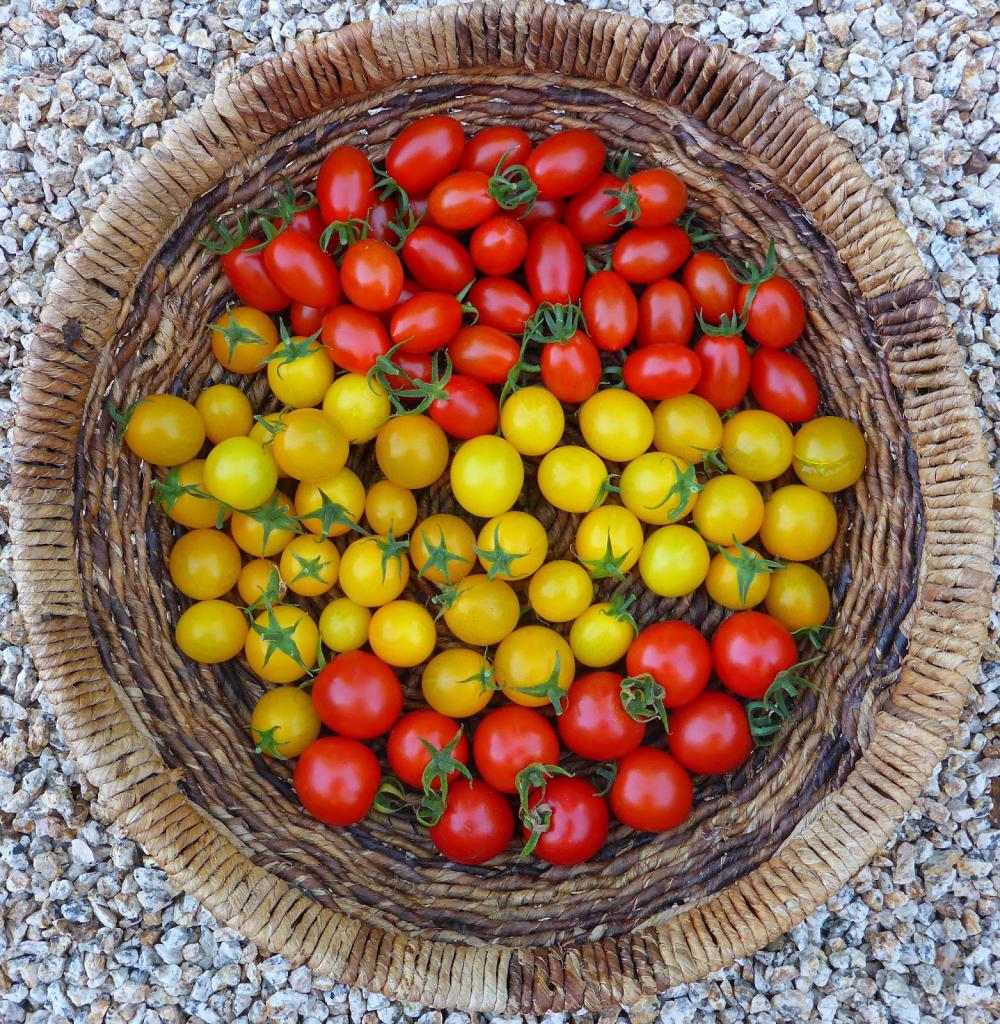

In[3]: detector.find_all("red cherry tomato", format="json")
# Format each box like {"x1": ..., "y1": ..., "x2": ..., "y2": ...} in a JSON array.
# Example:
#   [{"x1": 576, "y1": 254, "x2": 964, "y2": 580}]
[
  {"x1": 563, "y1": 172, "x2": 622, "y2": 245},
  {"x1": 625, "y1": 621, "x2": 711, "y2": 709},
  {"x1": 682, "y1": 252, "x2": 739, "y2": 324},
  {"x1": 557, "y1": 672, "x2": 645, "y2": 761},
  {"x1": 311, "y1": 651, "x2": 403, "y2": 739},
  {"x1": 582, "y1": 270, "x2": 638, "y2": 352},
  {"x1": 220, "y1": 238, "x2": 289, "y2": 312},
  {"x1": 386, "y1": 710, "x2": 469, "y2": 790},
  {"x1": 749, "y1": 348, "x2": 820, "y2": 422},
  {"x1": 524, "y1": 222, "x2": 585, "y2": 304},
  {"x1": 623, "y1": 344, "x2": 701, "y2": 400},
  {"x1": 448, "y1": 325, "x2": 520, "y2": 384},
  {"x1": 428, "y1": 171, "x2": 499, "y2": 232},
  {"x1": 540, "y1": 330, "x2": 602, "y2": 404},
  {"x1": 636, "y1": 279, "x2": 695, "y2": 347},
  {"x1": 711, "y1": 611, "x2": 799, "y2": 700},
  {"x1": 612, "y1": 226, "x2": 691, "y2": 285},
  {"x1": 279, "y1": 206, "x2": 325, "y2": 245},
  {"x1": 263, "y1": 230, "x2": 340, "y2": 307},
  {"x1": 610, "y1": 747, "x2": 692, "y2": 832},
  {"x1": 294, "y1": 737, "x2": 380, "y2": 826},
  {"x1": 428, "y1": 374, "x2": 499, "y2": 440},
  {"x1": 321, "y1": 305, "x2": 391, "y2": 374},
  {"x1": 368, "y1": 196, "x2": 400, "y2": 246},
  {"x1": 516, "y1": 196, "x2": 565, "y2": 232},
  {"x1": 668, "y1": 691, "x2": 753, "y2": 775},
  {"x1": 386, "y1": 114, "x2": 465, "y2": 195},
  {"x1": 316, "y1": 145, "x2": 375, "y2": 224},
  {"x1": 467, "y1": 278, "x2": 537, "y2": 334},
  {"x1": 379, "y1": 276, "x2": 423, "y2": 326},
  {"x1": 389, "y1": 292, "x2": 463, "y2": 354},
  {"x1": 290, "y1": 302, "x2": 329, "y2": 337},
  {"x1": 401, "y1": 226, "x2": 475, "y2": 293},
  {"x1": 382, "y1": 350, "x2": 433, "y2": 391},
  {"x1": 339, "y1": 239, "x2": 404, "y2": 312},
  {"x1": 738, "y1": 276, "x2": 805, "y2": 349},
  {"x1": 470, "y1": 215, "x2": 529, "y2": 276},
  {"x1": 429, "y1": 778, "x2": 515, "y2": 865},
  {"x1": 460, "y1": 126, "x2": 532, "y2": 175},
  {"x1": 525, "y1": 128, "x2": 605, "y2": 199},
  {"x1": 693, "y1": 333, "x2": 751, "y2": 411},
  {"x1": 620, "y1": 168, "x2": 687, "y2": 227},
  {"x1": 525, "y1": 777, "x2": 609, "y2": 866},
  {"x1": 473, "y1": 705, "x2": 560, "y2": 794}
]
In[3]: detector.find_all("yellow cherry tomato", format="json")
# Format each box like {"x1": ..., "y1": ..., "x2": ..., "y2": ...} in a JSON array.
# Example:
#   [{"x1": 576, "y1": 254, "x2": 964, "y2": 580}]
[
  {"x1": 721, "y1": 410, "x2": 794, "y2": 482},
  {"x1": 250, "y1": 686, "x2": 321, "y2": 759},
  {"x1": 579, "y1": 389, "x2": 654, "y2": 463},
  {"x1": 652, "y1": 394, "x2": 724, "y2": 464},
  {"x1": 123, "y1": 394, "x2": 205, "y2": 467},
  {"x1": 195, "y1": 384, "x2": 253, "y2": 444},
  {"x1": 237, "y1": 558, "x2": 285, "y2": 607},
  {"x1": 500, "y1": 386, "x2": 565, "y2": 456},
  {"x1": 322, "y1": 373, "x2": 391, "y2": 443},
  {"x1": 157, "y1": 460, "x2": 229, "y2": 530},
  {"x1": 267, "y1": 335, "x2": 335, "y2": 408},
  {"x1": 364, "y1": 480, "x2": 417, "y2": 536},
  {"x1": 450, "y1": 435, "x2": 523, "y2": 518},
  {"x1": 210, "y1": 306, "x2": 278, "y2": 375},
  {"x1": 422, "y1": 648, "x2": 495, "y2": 718},
  {"x1": 175, "y1": 599, "x2": 248, "y2": 664},
  {"x1": 476, "y1": 511, "x2": 548, "y2": 581},
  {"x1": 338, "y1": 535, "x2": 410, "y2": 607},
  {"x1": 279, "y1": 535, "x2": 340, "y2": 597},
  {"x1": 527, "y1": 560, "x2": 594, "y2": 623},
  {"x1": 440, "y1": 574, "x2": 520, "y2": 646},
  {"x1": 759, "y1": 485, "x2": 838, "y2": 561},
  {"x1": 295, "y1": 468, "x2": 366, "y2": 538},
  {"x1": 705, "y1": 545, "x2": 777, "y2": 610},
  {"x1": 269, "y1": 408, "x2": 348, "y2": 484},
  {"x1": 639, "y1": 524, "x2": 710, "y2": 597},
  {"x1": 569, "y1": 597, "x2": 637, "y2": 668},
  {"x1": 691, "y1": 474, "x2": 765, "y2": 546},
  {"x1": 575, "y1": 505, "x2": 645, "y2": 579},
  {"x1": 203, "y1": 437, "x2": 278, "y2": 510},
  {"x1": 792, "y1": 416, "x2": 867, "y2": 492},
  {"x1": 168, "y1": 527, "x2": 242, "y2": 600},
  {"x1": 245, "y1": 603, "x2": 319, "y2": 683},
  {"x1": 620, "y1": 452, "x2": 700, "y2": 526},
  {"x1": 368, "y1": 600, "x2": 436, "y2": 668},
  {"x1": 375, "y1": 414, "x2": 449, "y2": 490},
  {"x1": 410, "y1": 514, "x2": 477, "y2": 585},
  {"x1": 537, "y1": 445, "x2": 612, "y2": 514},
  {"x1": 230, "y1": 492, "x2": 298, "y2": 557},
  {"x1": 765, "y1": 562, "x2": 831, "y2": 633},
  {"x1": 494, "y1": 625, "x2": 574, "y2": 709},
  {"x1": 318, "y1": 597, "x2": 371, "y2": 653}
]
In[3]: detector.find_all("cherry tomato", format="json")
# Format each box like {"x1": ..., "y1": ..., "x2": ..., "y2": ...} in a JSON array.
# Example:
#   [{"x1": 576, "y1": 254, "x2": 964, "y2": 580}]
[
  {"x1": 294, "y1": 737, "x2": 380, "y2": 826},
  {"x1": 318, "y1": 597, "x2": 370, "y2": 653},
  {"x1": 263, "y1": 230, "x2": 339, "y2": 307},
  {"x1": 339, "y1": 534, "x2": 410, "y2": 607},
  {"x1": 209, "y1": 306, "x2": 279, "y2": 375},
  {"x1": 279, "y1": 205, "x2": 325, "y2": 245},
  {"x1": 563, "y1": 172, "x2": 622, "y2": 245},
  {"x1": 470, "y1": 215, "x2": 528, "y2": 276},
  {"x1": 538, "y1": 445, "x2": 613, "y2": 514},
  {"x1": 494, "y1": 625, "x2": 574, "y2": 709},
  {"x1": 467, "y1": 277, "x2": 537, "y2": 334},
  {"x1": 460, "y1": 125, "x2": 532, "y2": 175},
  {"x1": 270, "y1": 407, "x2": 348, "y2": 482},
  {"x1": 368, "y1": 195, "x2": 401, "y2": 246},
  {"x1": 668, "y1": 691, "x2": 753, "y2": 775},
  {"x1": 220, "y1": 238, "x2": 289, "y2": 312},
  {"x1": 408, "y1": 193, "x2": 436, "y2": 228},
  {"x1": 764, "y1": 563, "x2": 831, "y2": 633},
  {"x1": 690, "y1": 473, "x2": 765, "y2": 546},
  {"x1": 524, "y1": 222, "x2": 585, "y2": 304},
  {"x1": 389, "y1": 291, "x2": 463, "y2": 354},
  {"x1": 410, "y1": 513, "x2": 477, "y2": 585},
  {"x1": 316, "y1": 145, "x2": 375, "y2": 224},
  {"x1": 540, "y1": 330, "x2": 602, "y2": 404},
  {"x1": 517, "y1": 196, "x2": 565, "y2": 231},
  {"x1": 711, "y1": 611, "x2": 798, "y2": 700},
  {"x1": 578, "y1": 389, "x2": 654, "y2": 463},
  {"x1": 525, "y1": 128, "x2": 605, "y2": 199},
  {"x1": 619, "y1": 451, "x2": 697, "y2": 526},
  {"x1": 582, "y1": 270, "x2": 638, "y2": 352},
  {"x1": 722, "y1": 409, "x2": 794, "y2": 482},
  {"x1": 620, "y1": 168, "x2": 687, "y2": 227},
  {"x1": 323, "y1": 374, "x2": 391, "y2": 443},
  {"x1": 279, "y1": 534, "x2": 340, "y2": 597},
  {"x1": 440, "y1": 574, "x2": 520, "y2": 647},
  {"x1": 387, "y1": 710, "x2": 468, "y2": 789},
  {"x1": 527, "y1": 560, "x2": 594, "y2": 623},
  {"x1": 652, "y1": 394, "x2": 723, "y2": 464},
  {"x1": 311, "y1": 650, "x2": 403, "y2": 739},
  {"x1": 738, "y1": 275, "x2": 805, "y2": 349},
  {"x1": 525, "y1": 777, "x2": 608, "y2": 866},
  {"x1": 636, "y1": 279, "x2": 695, "y2": 347},
  {"x1": 368, "y1": 600, "x2": 436, "y2": 668},
  {"x1": 375, "y1": 414, "x2": 449, "y2": 490},
  {"x1": 429, "y1": 778, "x2": 514, "y2": 865},
  {"x1": 792, "y1": 416, "x2": 867, "y2": 492},
  {"x1": 429, "y1": 171, "x2": 499, "y2": 231},
  {"x1": 124, "y1": 394, "x2": 205, "y2": 467},
  {"x1": 575, "y1": 505, "x2": 645, "y2": 577},
  {"x1": 402, "y1": 226, "x2": 475, "y2": 293},
  {"x1": 168, "y1": 528, "x2": 241, "y2": 600},
  {"x1": 428, "y1": 374, "x2": 499, "y2": 440},
  {"x1": 499, "y1": 386, "x2": 564, "y2": 456},
  {"x1": 749, "y1": 348, "x2": 820, "y2": 423},
  {"x1": 623, "y1": 345, "x2": 701, "y2": 400},
  {"x1": 625, "y1": 620, "x2": 711, "y2": 708},
  {"x1": 693, "y1": 333, "x2": 751, "y2": 411},
  {"x1": 339, "y1": 239, "x2": 403, "y2": 312},
  {"x1": 759, "y1": 485, "x2": 838, "y2": 561},
  {"x1": 473, "y1": 705, "x2": 560, "y2": 793},
  {"x1": 450, "y1": 435, "x2": 523, "y2": 518},
  {"x1": 204, "y1": 437, "x2": 277, "y2": 510},
  {"x1": 610, "y1": 747, "x2": 692, "y2": 832},
  {"x1": 245, "y1": 604, "x2": 318, "y2": 683},
  {"x1": 250, "y1": 686, "x2": 321, "y2": 760},
  {"x1": 476, "y1": 510, "x2": 548, "y2": 580},
  {"x1": 290, "y1": 302, "x2": 328, "y2": 337},
  {"x1": 705, "y1": 545, "x2": 773, "y2": 611},
  {"x1": 682, "y1": 251, "x2": 739, "y2": 324},
  {"x1": 386, "y1": 114, "x2": 465, "y2": 195},
  {"x1": 448, "y1": 325, "x2": 520, "y2": 383},
  {"x1": 558, "y1": 672, "x2": 644, "y2": 761},
  {"x1": 421, "y1": 647, "x2": 494, "y2": 718},
  {"x1": 613, "y1": 226, "x2": 691, "y2": 285},
  {"x1": 159, "y1": 460, "x2": 229, "y2": 530},
  {"x1": 175, "y1": 600, "x2": 247, "y2": 664},
  {"x1": 321, "y1": 305, "x2": 391, "y2": 374},
  {"x1": 639, "y1": 524, "x2": 710, "y2": 598}
]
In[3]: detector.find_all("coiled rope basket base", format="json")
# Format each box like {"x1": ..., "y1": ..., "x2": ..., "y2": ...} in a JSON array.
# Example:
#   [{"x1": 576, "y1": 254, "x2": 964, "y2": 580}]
[{"x1": 12, "y1": 2, "x2": 993, "y2": 1013}]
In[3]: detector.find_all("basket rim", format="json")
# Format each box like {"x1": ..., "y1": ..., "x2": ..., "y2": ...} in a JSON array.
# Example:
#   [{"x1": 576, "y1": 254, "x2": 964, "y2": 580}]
[{"x1": 9, "y1": 1, "x2": 994, "y2": 1013}]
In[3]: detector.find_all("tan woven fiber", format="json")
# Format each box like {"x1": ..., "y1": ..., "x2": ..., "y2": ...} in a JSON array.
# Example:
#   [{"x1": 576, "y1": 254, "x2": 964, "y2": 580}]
[{"x1": 10, "y1": 1, "x2": 994, "y2": 1013}]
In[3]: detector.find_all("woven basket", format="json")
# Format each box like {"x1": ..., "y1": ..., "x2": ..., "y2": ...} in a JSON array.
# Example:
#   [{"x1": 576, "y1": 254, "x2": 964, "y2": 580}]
[{"x1": 11, "y1": 1, "x2": 993, "y2": 1013}]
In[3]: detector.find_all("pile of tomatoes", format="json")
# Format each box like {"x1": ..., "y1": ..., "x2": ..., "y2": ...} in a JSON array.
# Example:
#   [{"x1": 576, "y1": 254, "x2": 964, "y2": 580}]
[{"x1": 112, "y1": 116, "x2": 868, "y2": 866}]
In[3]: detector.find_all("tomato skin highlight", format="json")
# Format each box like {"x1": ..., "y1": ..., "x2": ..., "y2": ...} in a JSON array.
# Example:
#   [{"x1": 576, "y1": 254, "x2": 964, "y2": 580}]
[
  {"x1": 473, "y1": 705, "x2": 560, "y2": 794},
  {"x1": 524, "y1": 222, "x2": 586, "y2": 304},
  {"x1": 624, "y1": 344, "x2": 701, "y2": 400},
  {"x1": 467, "y1": 277, "x2": 537, "y2": 334},
  {"x1": 429, "y1": 778, "x2": 515, "y2": 865},
  {"x1": 625, "y1": 621, "x2": 711, "y2": 708},
  {"x1": 321, "y1": 305, "x2": 391, "y2": 374},
  {"x1": 429, "y1": 374, "x2": 500, "y2": 440},
  {"x1": 402, "y1": 226, "x2": 475, "y2": 293},
  {"x1": 386, "y1": 114, "x2": 465, "y2": 195},
  {"x1": 290, "y1": 302, "x2": 328, "y2": 336},
  {"x1": 448, "y1": 325, "x2": 520, "y2": 384},
  {"x1": 711, "y1": 610, "x2": 799, "y2": 700},
  {"x1": 563, "y1": 172, "x2": 623, "y2": 245},
  {"x1": 525, "y1": 777, "x2": 609, "y2": 866},
  {"x1": 540, "y1": 330, "x2": 602, "y2": 405},
  {"x1": 738, "y1": 276, "x2": 806, "y2": 349},
  {"x1": 558, "y1": 672, "x2": 645, "y2": 761},
  {"x1": 610, "y1": 747, "x2": 693, "y2": 832},
  {"x1": 623, "y1": 168, "x2": 687, "y2": 227},
  {"x1": 390, "y1": 292, "x2": 463, "y2": 354},
  {"x1": 339, "y1": 239, "x2": 404, "y2": 312},
  {"x1": 613, "y1": 226, "x2": 691, "y2": 285},
  {"x1": 429, "y1": 171, "x2": 499, "y2": 231},
  {"x1": 750, "y1": 348, "x2": 820, "y2": 423},
  {"x1": 311, "y1": 650, "x2": 403, "y2": 739},
  {"x1": 221, "y1": 238, "x2": 289, "y2": 311},
  {"x1": 387, "y1": 710, "x2": 469, "y2": 790},
  {"x1": 693, "y1": 333, "x2": 751, "y2": 411},
  {"x1": 263, "y1": 230, "x2": 340, "y2": 307},
  {"x1": 294, "y1": 737, "x2": 381, "y2": 826},
  {"x1": 669, "y1": 691, "x2": 754, "y2": 775},
  {"x1": 470, "y1": 215, "x2": 529, "y2": 276},
  {"x1": 582, "y1": 270, "x2": 638, "y2": 352},
  {"x1": 317, "y1": 145, "x2": 375, "y2": 223},
  {"x1": 682, "y1": 251, "x2": 739, "y2": 324},
  {"x1": 460, "y1": 126, "x2": 532, "y2": 175},
  {"x1": 525, "y1": 128, "x2": 605, "y2": 199},
  {"x1": 636, "y1": 279, "x2": 695, "y2": 347}
]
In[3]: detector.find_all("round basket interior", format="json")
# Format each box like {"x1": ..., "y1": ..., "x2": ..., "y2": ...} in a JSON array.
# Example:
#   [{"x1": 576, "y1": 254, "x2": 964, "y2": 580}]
[{"x1": 13, "y1": 4, "x2": 992, "y2": 1013}]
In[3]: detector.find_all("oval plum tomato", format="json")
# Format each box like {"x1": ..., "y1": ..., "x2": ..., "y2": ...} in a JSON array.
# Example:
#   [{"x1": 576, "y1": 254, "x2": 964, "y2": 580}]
[
  {"x1": 582, "y1": 270, "x2": 638, "y2": 352},
  {"x1": 263, "y1": 230, "x2": 339, "y2": 307},
  {"x1": 750, "y1": 348, "x2": 819, "y2": 422},
  {"x1": 316, "y1": 145, "x2": 375, "y2": 224},
  {"x1": 669, "y1": 691, "x2": 753, "y2": 775},
  {"x1": 428, "y1": 374, "x2": 499, "y2": 440},
  {"x1": 448, "y1": 325, "x2": 519, "y2": 384},
  {"x1": 682, "y1": 251, "x2": 739, "y2": 324},
  {"x1": 618, "y1": 168, "x2": 687, "y2": 227},
  {"x1": 693, "y1": 333, "x2": 751, "y2": 411},
  {"x1": 563, "y1": 172, "x2": 623, "y2": 245},
  {"x1": 712, "y1": 608, "x2": 800, "y2": 700},
  {"x1": 390, "y1": 291, "x2": 463, "y2": 354},
  {"x1": 339, "y1": 239, "x2": 403, "y2": 312},
  {"x1": 268, "y1": 205, "x2": 324, "y2": 245},
  {"x1": 460, "y1": 125, "x2": 532, "y2": 175},
  {"x1": 473, "y1": 705, "x2": 560, "y2": 794},
  {"x1": 220, "y1": 238, "x2": 289, "y2": 311},
  {"x1": 386, "y1": 114, "x2": 465, "y2": 195},
  {"x1": 294, "y1": 737, "x2": 380, "y2": 826},
  {"x1": 321, "y1": 305, "x2": 391, "y2": 374},
  {"x1": 525, "y1": 128, "x2": 605, "y2": 199},
  {"x1": 517, "y1": 195, "x2": 565, "y2": 231},
  {"x1": 524, "y1": 222, "x2": 585, "y2": 304},
  {"x1": 467, "y1": 277, "x2": 537, "y2": 334},
  {"x1": 613, "y1": 226, "x2": 691, "y2": 285},
  {"x1": 429, "y1": 778, "x2": 514, "y2": 865},
  {"x1": 470, "y1": 215, "x2": 528, "y2": 276},
  {"x1": 290, "y1": 302, "x2": 328, "y2": 337},
  {"x1": 624, "y1": 344, "x2": 701, "y2": 400},
  {"x1": 368, "y1": 195, "x2": 400, "y2": 246},
  {"x1": 401, "y1": 226, "x2": 474, "y2": 293},
  {"x1": 540, "y1": 330, "x2": 602, "y2": 404},
  {"x1": 610, "y1": 747, "x2": 692, "y2": 832},
  {"x1": 637, "y1": 279, "x2": 695, "y2": 347},
  {"x1": 739, "y1": 274, "x2": 805, "y2": 349},
  {"x1": 311, "y1": 650, "x2": 403, "y2": 739},
  {"x1": 429, "y1": 171, "x2": 499, "y2": 231},
  {"x1": 525, "y1": 777, "x2": 609, "y2": 866},
  {"x1": 407, "y1": 193, "x2": 436, "y2": 228},
  {"x1": 387, "y1": 710, "x2": 469, "y2": 790},
  {"x1": 558, "y1": 672, "x2": 645, "y2": 761},
  {"x1": 625, "y1": 620, "x2": 711, "y2": 708}
]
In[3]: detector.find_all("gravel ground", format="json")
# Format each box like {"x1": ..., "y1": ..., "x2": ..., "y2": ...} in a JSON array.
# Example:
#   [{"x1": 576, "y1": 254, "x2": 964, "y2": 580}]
[{"x1": 1, "y1": 1, "x2": 998, "y2": 1022}]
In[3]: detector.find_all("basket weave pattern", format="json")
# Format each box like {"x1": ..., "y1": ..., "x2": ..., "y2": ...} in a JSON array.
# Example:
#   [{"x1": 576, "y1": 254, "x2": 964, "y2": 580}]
[{"x1": 11, "y1": 2, "x2": 993, "y2": 1013}]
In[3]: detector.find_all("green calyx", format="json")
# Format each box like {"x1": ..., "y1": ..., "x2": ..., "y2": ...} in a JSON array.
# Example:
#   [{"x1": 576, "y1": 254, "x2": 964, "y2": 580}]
[
  {"x1": 499, "y1": 301, "x2": 587, "y2": 407},
  {"x1": 289, "y1": 551, "x2": 334, "y2": 586},
  {"x1": 198, "y1": 214, "x2": 251, "y2": 255},
  {"x1": 210, "y1": 311, "x2": 272, "y2": 365},
  {"x1": 605, "y1": 148, "x2": 635, "y2": 178},
  {"x1": 454, "y1": 651, "x2": 497, "y2": 694},
  {"x1": 370, "y1": 776, "x2": 410, "y2": 816},
  {"x1": 693, "y1": 445, "x2": 729, "y2": 475},
  {"x1": 251, "y1": 176, "x2": 317, "y2": 245},
  {"x1": 509, "y1": 651, "x2": 568, "y2": 715},
  {"x1": 604, "y1": 592, "x2": 639, "y2": 635},
  {"x1": 578, "y1": 537, "x2": 632, "y2": 582},
  {"x1": 153, "y1": 466, "x2": 211, "y2": 514},
  {"x1": 593, "y1": 761, "x2": 618, "y2": 797},
  {"x1": 602, "y1": 181, "x2": 641, "y2": 228},
  {"x1": 319, "y1": 216, "x2": 370, "y2": 254},
  {"x1": 251, "y1": 601, "x2": 307, "y2": 670},
  {"x1": 242, "y1": 566, "x2": 285, "y2": 614},
  {"x1": 473, "y1": 523, "x2": 526, "y2": 581},
  {"x1": 514, "y1": 762, "x2": 572, "y2": 858},
  {"x1": 263, "y1": 322, "x2": 323, "y2": 372},
  {"x1": 106, "y1": 397, "x2": 146, "y2": 441},
  {"x1": 415, "y1": 729, "x2": 474, "y2": 827},
  {"x1": 745, "y1": 656, "x2": 823, "y2": 747},
  {"x1": 242, "y1": 494, "x2": 302, "y2": 551},
  {"x1": 712, "y1": 540, "x2": 783, "y2": 605},
  {"x1": 644, "y1": 461, "x2": 704, "y2": 520},
  {"x1": 793, "y1": 624, "x2": 831, "y2": 651},
  {"x1": 679, "y1": 210, "x2": 714, "y2": 251},
  {"x1": 620, "y1": 673, "x2": 669, "y2": 733},
  {"x1": 304, "y1": 490, "x2": 366, "y2": 539},
  {"x1": 252, "y1": 725, "x2": 288, "y2": 760},
  {"x1": 415, "y1": 527, "x2": 471, "y2": 584},
  {"x1": 697, "y1": 307, "x2": 748, "y2": 338},
  {"x1": 589, "y1": 473, "x2": 621, "y2": 511},
  {"x1": 488, "y1": 151, "x2": 538, "y2": 213},
  {"x1": 375, "y1": 529, "x2": 409, "y2": 583}
]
